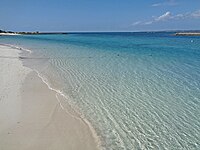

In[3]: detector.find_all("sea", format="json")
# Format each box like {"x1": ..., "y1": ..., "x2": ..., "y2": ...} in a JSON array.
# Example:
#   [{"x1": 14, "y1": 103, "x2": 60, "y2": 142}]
[{"x1": 0, "y1": 32, "x2": 200, "y2": 150}]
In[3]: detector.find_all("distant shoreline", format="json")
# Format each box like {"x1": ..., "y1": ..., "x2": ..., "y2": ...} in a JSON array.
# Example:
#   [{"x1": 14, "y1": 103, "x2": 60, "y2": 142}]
[
  {"x1": 17, "y1": 32, "x2": 68, "y2": 35},
  {"x1": 0, "y1": 32, "x2": 68, "y2": 35},
  {"x1": 175, "y1": 32, "x2": 200, "y2": 36},
  {"x1": 0, "y1": 33, "x2": 20, "y2": 36},
  {"x1": 0, "y1": 30, "x2": 68, "y2": 35},
  {"x1": 1, "y1": 30, "x2": 200, "y2": 36}
]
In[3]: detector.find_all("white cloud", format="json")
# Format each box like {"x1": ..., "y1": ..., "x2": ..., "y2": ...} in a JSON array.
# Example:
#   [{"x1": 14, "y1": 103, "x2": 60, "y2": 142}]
[
  {"x1": 174, "y1": 14, "x2": 185, "y2": 19},
  {"x1": 132, "y1": 21, "x2": 142, "y2": 26},
  {"x1": 152, "y1": 3, "x2": 162, "y2": 7},
  {"x1": 132, "y1": 10, "x2": 200, "y2": 26},
  {"x1": 173, "y1": 10, "x2": 200, "y2": 20},
  {"x1": 144, "y1": 21, "x2": 153, "y2": 25},
  {"x1": 132, "y1": 11, "x2": 172, "y2": 26},
  {"x1": 155, "y1": 11, "x2": 172, "y2": 21},
  {"x1": 191, "y1": 10, "x2": 200, "y2": 18},
  {"x1": 152, "y1": 0, "x2": 178, "y2": 7}
]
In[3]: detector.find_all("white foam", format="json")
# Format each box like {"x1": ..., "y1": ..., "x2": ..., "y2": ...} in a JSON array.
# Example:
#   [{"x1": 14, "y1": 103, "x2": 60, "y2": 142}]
[
  {"x1": 34, "y1": 69, "x2": 102, "y2": 149},
  {"x1": 0, "y1": 44, "x2": 32, "y2": 53}
]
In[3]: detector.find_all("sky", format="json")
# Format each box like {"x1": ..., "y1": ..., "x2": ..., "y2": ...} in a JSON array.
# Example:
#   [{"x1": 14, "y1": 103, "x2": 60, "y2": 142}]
[{"x1": 1, "y1": 0, "x2": 200, "y2": 32}]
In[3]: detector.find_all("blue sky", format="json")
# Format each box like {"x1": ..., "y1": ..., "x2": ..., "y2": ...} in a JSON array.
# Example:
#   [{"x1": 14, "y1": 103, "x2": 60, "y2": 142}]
[{"x1": 1, "y1": 0, "x2": 200, "y2": 32}]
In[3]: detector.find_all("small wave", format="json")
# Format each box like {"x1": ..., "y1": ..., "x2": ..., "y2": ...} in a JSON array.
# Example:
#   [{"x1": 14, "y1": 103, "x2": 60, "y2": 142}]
[
  {"x1": 0, "y1": 43, "x2": 32, "y2": 53},
  {"x1": 34, "y1": 69, "x2": 102, "y2": 149}
]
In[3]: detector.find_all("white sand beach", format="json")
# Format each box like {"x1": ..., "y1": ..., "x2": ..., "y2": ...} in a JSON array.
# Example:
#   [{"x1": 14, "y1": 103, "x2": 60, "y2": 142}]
[{"x1": 0, "y1": 45, "x2": 99, "y2": 150}]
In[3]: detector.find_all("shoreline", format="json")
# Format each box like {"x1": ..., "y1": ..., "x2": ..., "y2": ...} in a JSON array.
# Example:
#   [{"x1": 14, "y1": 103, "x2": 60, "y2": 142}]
[
  {"x1": 34, "y1": 69, "x2": 101, "y2": 148},
  {"x1": 0, "y1": 45, "x2": 100, "y2": 150}
]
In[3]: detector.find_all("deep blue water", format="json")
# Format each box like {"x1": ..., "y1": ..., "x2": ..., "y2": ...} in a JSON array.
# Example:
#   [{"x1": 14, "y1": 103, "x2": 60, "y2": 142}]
[{"x1": 1, "y1": 32, "x2": 200, "y2": 149}]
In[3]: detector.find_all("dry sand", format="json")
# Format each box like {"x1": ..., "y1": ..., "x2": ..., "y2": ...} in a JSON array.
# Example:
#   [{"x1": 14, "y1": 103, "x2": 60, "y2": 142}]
[{"x1": 0, "y1": 45, "x2": 99, "y2": 150}]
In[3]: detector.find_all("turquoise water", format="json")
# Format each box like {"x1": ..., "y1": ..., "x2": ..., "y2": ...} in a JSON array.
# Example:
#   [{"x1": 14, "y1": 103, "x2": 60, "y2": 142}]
[{"x1": 1, "y1": 32, "x2": 200, "y2": 149}]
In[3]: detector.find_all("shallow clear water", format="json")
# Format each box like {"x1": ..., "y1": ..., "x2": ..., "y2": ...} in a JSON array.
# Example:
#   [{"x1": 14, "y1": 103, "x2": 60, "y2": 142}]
[{"x1": 1, "y1": 32, "x2": 200, "y2": 149}]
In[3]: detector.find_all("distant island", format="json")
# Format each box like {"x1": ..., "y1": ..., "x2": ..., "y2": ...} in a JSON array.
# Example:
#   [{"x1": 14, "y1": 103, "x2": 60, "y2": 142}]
[{"x1": 0, "y1": 30, "x2": 67, "y2": 35}]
